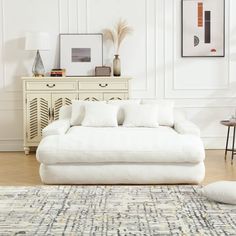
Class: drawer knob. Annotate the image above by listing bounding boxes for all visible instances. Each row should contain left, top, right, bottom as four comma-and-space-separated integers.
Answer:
46, 84, 56, 88
99, 83, 108, 88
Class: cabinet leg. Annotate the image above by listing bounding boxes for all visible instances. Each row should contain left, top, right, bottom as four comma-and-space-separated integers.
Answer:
24, 147, 30, 155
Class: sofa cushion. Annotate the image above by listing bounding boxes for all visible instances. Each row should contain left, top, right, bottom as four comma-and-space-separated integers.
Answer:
82, 103, 118, 127
36, 126, 205, 165
70, 100, 106, 126
59, 105, 72, 120
107, 99, 140, 125
142, 100, 174, 127
123, 104, 159, 128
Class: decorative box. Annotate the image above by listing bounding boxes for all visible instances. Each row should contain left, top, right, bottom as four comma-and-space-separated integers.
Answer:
95, 66, 111, 77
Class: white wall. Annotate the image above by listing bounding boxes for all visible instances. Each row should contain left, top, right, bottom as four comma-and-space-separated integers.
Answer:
0, 0, 235, 150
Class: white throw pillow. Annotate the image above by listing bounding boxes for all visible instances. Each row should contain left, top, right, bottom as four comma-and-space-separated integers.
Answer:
201, 181, 236, 204
108, 99, 140, 125
123, 104, 159, 128
82, 103, 118, 127
142, 100, 174, 126
70, 100, 105, 126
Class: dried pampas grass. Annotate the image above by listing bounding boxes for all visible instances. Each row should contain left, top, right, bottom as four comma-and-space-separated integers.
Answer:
103, 19, 133, 54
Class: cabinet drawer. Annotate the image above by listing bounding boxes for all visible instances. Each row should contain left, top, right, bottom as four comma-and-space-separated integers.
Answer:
26, 82, 77, 91
79, 82, 127, 90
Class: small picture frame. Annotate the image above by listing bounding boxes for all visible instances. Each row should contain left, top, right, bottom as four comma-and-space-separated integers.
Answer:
60, 33, 103, 76
182, 0, 225, 57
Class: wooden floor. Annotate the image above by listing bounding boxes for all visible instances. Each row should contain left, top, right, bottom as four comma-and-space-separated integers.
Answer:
0, 150, 235, 186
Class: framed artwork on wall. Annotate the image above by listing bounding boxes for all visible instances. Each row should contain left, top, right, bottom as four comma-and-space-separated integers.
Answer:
181, 0, 225, 57
60, 34, 103, 76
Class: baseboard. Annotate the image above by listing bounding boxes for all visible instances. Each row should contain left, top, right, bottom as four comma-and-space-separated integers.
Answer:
202, 137, 227, 149
0, 138, 227, 151
0, 140, 23, 151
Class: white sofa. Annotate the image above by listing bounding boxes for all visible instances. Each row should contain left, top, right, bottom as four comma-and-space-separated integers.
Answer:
36, 101, 205, 184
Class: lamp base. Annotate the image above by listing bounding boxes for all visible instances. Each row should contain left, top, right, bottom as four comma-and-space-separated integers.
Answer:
34, 74, 45, 77
32, 50, 45, 77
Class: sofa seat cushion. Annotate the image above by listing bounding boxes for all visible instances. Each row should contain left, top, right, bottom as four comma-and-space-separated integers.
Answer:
36, 126, 205, 165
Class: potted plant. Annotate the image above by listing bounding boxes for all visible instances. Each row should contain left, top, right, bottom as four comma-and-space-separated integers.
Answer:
103, 19, 133, 76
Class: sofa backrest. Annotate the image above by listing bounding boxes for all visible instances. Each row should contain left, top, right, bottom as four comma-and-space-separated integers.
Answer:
58, 100, 186, 125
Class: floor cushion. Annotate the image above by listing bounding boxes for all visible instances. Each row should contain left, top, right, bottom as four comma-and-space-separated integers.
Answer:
201, 181, 236, 204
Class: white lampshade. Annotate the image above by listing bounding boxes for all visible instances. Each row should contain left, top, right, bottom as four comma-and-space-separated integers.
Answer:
25, 32, 51, 51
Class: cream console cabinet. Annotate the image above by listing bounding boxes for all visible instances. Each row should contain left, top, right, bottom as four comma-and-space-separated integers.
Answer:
22, 77, 131, 154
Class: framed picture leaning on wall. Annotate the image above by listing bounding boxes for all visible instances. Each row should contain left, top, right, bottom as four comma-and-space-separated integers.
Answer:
60, 33, 103, 76
181, 0, 225, 57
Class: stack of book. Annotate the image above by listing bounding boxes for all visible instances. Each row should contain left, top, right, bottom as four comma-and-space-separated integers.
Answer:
50, 69, 66, 77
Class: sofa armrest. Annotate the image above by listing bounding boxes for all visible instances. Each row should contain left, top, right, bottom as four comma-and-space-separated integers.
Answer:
42, 119, 70, 138
174, 120, 200, 137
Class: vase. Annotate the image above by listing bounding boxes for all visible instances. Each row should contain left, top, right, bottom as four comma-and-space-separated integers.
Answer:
113, 54, 121, 77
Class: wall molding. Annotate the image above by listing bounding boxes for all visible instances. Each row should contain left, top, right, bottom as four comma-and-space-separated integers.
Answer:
0, 0, 234, 150
130, 0, 156, 96
58, 0, 62, 33
172, 0, 231, 91
0, 0, 62, 100
1, 0, 21, 93
164, 0, 233, 99
155, 0, 165, 98
67, 0, 70, 32
85, 0, 153, 96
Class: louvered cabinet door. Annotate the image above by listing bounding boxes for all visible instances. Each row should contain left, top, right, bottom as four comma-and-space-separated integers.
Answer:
26, 94, 51, 143
103, 93, 127, 101
78, 93, 103, 101
52, 93, 78, 120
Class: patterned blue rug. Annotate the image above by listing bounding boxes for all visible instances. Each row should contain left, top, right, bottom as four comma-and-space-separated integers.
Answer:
0, 185, 235, 235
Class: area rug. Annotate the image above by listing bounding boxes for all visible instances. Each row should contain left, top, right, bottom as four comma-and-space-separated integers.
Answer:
0, 186, 235, 235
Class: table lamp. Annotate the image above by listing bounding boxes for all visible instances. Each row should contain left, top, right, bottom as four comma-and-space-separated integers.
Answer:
25, 32, 51, 77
